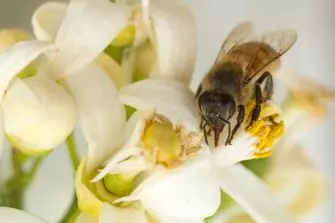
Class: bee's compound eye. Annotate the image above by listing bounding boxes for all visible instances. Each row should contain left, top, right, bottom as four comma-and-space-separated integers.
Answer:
219, 95, 236, 119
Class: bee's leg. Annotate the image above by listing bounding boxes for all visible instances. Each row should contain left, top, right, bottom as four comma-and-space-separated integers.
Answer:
222, 120, 232, 146
227, 105, 245, 145
206, 128, 212, 136
248, 72, 273, 128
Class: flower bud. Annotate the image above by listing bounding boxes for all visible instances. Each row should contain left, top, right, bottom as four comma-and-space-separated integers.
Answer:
2, 76, 76, 155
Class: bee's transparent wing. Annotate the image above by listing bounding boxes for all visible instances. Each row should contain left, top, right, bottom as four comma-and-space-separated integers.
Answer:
214, 21, 255, 64
243, 29, 298, 84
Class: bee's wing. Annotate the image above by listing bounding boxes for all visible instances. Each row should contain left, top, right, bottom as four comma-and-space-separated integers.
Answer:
214, 21, 255, 64
243, 29, 298, 84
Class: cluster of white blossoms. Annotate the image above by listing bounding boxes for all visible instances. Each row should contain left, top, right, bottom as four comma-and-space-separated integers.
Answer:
0, 0, 329, 223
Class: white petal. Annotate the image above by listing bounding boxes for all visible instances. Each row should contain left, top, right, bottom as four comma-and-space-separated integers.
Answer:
65, 63, 126, 172
212, 134, 257, 168
91, 111, 145, 182
96, 53, 126, 89
119, 78, 198, 130
91, 146, 141, 182
53, 0, 131, 77
149, 0, 197, 85
99, 204, 147, 223
122, 110, 143, 145
216, 164, 295, 223
104, 157, 149, 175
32, 2, 67, 41
3, 76, 76, 154
120, 149, 221, 219
151, 212, 205, 223
0, 40, 54, 101
0, 207, 46, 223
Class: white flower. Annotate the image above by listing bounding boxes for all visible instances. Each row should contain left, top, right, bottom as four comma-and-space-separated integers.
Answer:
0, 0, 131, 155
0, 207, 47, 223
75, 109, 220, 222
32, 0, 197, 86
118, 77, 295, 223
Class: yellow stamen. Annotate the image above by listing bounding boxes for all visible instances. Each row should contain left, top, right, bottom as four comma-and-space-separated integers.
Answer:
245, 101, 285, 158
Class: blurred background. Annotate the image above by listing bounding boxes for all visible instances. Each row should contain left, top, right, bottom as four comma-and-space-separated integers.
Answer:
0, 0, 334, 222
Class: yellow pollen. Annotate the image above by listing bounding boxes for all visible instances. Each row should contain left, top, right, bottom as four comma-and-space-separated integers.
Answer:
245, 101, 285, 158
142, 117, 183, 168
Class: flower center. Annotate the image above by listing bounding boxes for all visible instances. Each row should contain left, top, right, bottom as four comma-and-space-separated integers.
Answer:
140, 111, 202, 168
244, 101, 285, 158
142, 118, 183, 167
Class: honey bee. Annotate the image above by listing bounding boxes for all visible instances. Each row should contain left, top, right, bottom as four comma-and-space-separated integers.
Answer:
196, 22, 297, 147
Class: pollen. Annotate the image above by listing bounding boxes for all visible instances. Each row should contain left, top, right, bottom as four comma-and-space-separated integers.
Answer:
244, 101, 285, 158
141, 111, 201, 168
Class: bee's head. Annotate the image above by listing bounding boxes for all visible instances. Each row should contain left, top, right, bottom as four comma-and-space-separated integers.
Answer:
198, 91, 236, 146
199, 91, 236, 126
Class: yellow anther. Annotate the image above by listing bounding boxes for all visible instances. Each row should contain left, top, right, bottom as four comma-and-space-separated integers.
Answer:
244, 101, 285, 158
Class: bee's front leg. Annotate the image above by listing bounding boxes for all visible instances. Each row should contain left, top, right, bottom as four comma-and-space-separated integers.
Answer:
227, 105, 245, 145
248, 71, 273, 128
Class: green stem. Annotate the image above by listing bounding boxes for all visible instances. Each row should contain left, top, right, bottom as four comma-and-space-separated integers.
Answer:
28, 157, 44, 179
0, 149, 45, 208
66, 133, 80, 170
59, 197, 80, 223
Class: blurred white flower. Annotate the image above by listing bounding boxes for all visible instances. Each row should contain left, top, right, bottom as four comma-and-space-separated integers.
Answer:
0, 0, 130, 155
210, 69, 334, 223
0, 207, 47, 223
267, 70, 333, 217
118, 78, 294, 223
